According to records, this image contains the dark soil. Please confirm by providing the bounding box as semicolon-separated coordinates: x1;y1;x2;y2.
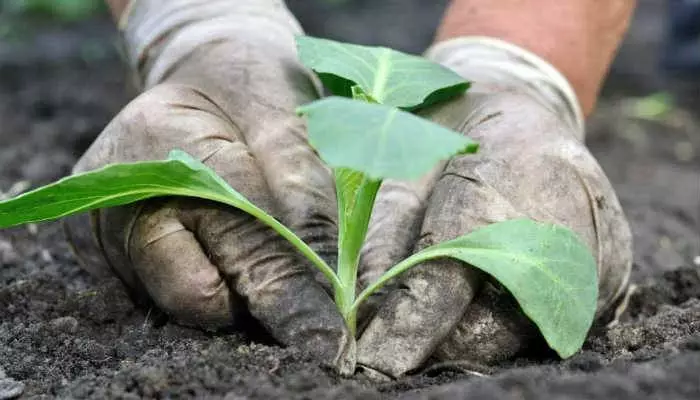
1;1;699;398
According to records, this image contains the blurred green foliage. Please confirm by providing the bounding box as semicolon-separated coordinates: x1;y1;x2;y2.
1;0;106;21
628;92;676;121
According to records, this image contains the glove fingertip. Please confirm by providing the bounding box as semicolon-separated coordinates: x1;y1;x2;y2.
435;283;541;365
357;259;480;378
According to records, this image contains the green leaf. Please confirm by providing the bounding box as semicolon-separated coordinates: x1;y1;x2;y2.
297;36;469;109
297;97;478;181
0;151;233;227
354;219;598;358
0;150;340;291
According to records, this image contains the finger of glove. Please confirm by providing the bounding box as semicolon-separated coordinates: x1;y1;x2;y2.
355;177;437;328
356;97;487;324
167;40;339;274
128;200;237;328
171;141;353;373
434;282;540;365
65;84;233;283
361;175;441;285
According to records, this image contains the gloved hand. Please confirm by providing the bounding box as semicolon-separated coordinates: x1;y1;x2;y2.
356;37;634;379
63;0;353;373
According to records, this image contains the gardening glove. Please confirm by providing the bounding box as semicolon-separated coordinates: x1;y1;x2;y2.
63;0;354;373
357;37;633;379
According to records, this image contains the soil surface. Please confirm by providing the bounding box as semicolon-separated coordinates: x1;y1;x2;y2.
1;1;699;398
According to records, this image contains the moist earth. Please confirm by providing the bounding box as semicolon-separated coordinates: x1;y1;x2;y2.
1;1;699;398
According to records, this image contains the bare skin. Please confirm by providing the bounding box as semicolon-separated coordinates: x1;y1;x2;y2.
436;0;637;115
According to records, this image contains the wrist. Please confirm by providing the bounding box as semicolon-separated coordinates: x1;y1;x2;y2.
118;0;303;88
426;37;585;140
436;0;637;116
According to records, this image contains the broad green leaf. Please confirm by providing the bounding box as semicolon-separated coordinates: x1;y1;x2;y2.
354;218;598;358
0;150;243;227
0;150;340;290
297;36;469;109
297;97;478;181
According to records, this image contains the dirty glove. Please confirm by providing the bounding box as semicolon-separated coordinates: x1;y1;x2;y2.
63;0;353;372
357;37;633;378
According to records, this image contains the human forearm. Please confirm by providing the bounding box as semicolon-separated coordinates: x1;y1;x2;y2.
436;0;637;116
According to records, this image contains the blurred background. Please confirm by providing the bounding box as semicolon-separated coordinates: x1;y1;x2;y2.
0;0;698;276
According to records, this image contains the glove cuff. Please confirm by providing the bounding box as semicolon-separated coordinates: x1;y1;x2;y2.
118;0;303;88
426;36;585;140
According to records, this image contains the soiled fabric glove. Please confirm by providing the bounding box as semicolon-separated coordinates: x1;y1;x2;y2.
63;0;353;373
357;37;633;379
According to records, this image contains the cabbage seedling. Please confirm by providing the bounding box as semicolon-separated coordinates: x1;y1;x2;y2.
0;36;598;359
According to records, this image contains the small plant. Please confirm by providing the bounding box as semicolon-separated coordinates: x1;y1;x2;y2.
0;36;598;359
